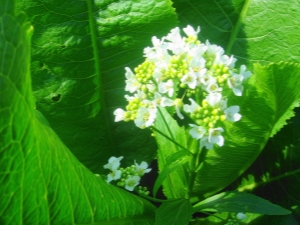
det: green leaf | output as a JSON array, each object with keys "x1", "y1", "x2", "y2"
[
  {"x1": 193, "y1": 191, "x2": 291, "y2": 215},
  {"x1": 190, "y1": 62, "x2": 300, "y2": 198},
  {"x1": 0, "y1": 1, "x2": 156, "y2": 224},
  {"x1": 155, "y1": 199, "x2": 194, "y2": 225},
  {"x1": 226, "y1": 109, "x2": 300, "y2": 220},
  {"x1": 173, "y1": 0, "x2": 300, "y2": 66},
  {"x1": 154, "y1": 107, "x2": 190, "y2": 199},
  {"x1": 16, "y1": 0, "x2": 178, "y2": 173},
  {"x1": 153, "y1": 150, "x2": 192, "y2": 198}
]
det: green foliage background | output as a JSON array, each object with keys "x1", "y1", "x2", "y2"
[{"x1": 1, "y1": 0, "x2": 300, "y2": 224}]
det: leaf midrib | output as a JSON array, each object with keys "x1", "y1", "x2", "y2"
[
  {"x1": 86, "y1": 0, "x2": 115, "y2": 153},
  {"x1": 225, "y1": 0, "x2": 252, "y2": 55}
]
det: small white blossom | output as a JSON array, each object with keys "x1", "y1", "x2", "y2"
[
  {"x1": 107, "y1": 169, "x2": 122, "y2": 183},
  {"x1": 181, "y1": 70, "x2": 198, "y2": 89},
  {"x1": 239, "y1": 65, "x2": 251, "y2": 79},
  {"x1": 189, "y1": 124, "x2": 206, "y2": 140},
  {"x1": 104, "y1": 156, "x2": 124, "y2": 171},
  {"x1": 236, "y1": 212, "x2": 247, "y2": 220},
  {"x1": 153, "y1": 92, "x2": 174, "y2": 107},
  {"x1": 183, "y1": 25, "x2": 200, "y2": 39},
  {"x1": 144, "y1": 36, "x2": 169, "y2": 61},
  {"x1": 174, "y1": 98, "x2": 184, "y2": 119},
  {"x1": 125, "y1": 175, "x2": 141, "y2": 191},
  {"x1": 200, "y1": 135, "x2": 214, "y2": 150},
  {"x1": 166, "y1": 27, "x2": 186, "y2": 54},
  {"x1": 205, "y1": 40, "x2": 225, "y2": 58},
  {"x1": 206, "y1": 92, "x2": 222, "y2": 106},
  {"x1": 208, "y1": 127, "x2": 224, "y2": 147},
  {"x1": 158, "y1": 79, "x2": 174, "y2": 97},
  {"x1": 114, "y1": 108, "x2": 126, "y2": 122},
  {"x1": 183, "y1": 98, "x2": 200, "y2": 114},
  {"x1": 125, "y1": 67, "x2": 141, "y2": 93},
  {"x1": 228, "y1": 74, "x2": 244, "y2": 96},
  {"x1": 206, "y1": 80, "x2": 222, "y2": 93},
  {"x1": 225, "y1": 106, "x2": 241, "y2": 122},
  {"x1": 134, "y1": 161, "x2": 152, "y2": 176},
  {"x1": 134, "y1": 106, "x2": 157, "y2": 128}
]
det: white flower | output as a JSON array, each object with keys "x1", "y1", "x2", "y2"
[
  {"x1": 206, "y1": 92, "x2": 222, "y2": 106},
  {"x1": 205, "y1": 40, "x2": 224, "y2": 58},
  {"x1": 189, "y1": 124, "x2": 206, "y2": 140},
  {"x1": 158, "y1": 79, "x2": 174, "y2": 97},
  {"x1": 125, "y1": 175, "x2": 141, "y2": 191},
  {"x1": 153, "y1": 92, "x2": 174, "y2": 107},
  {"x1": 227, "y1": 74, "x2": 244, "y2": 96},
  {"x1": 200, "y1": 135, "x2": 214, "y2": 150},
  {"x1": 183, "y1": 98, "x2": 200, "y2": 114},
  {"x1": 165, "y1": 27, "x2": 186, "y2": 54},
  {"x1": 198, "y1": 73, "x2": 215, "y2": 87},
  {"x1": 134, "y1": 106, "x2": 157, "y2": 128},
  {"x1": 134, "y1": 161, "x2": 152, "y2": 176},
  {"x1": 221, "y1": 55, "x2": 237, "y2": 68},
  {"x1": 206, "y1": 80, "x2": 222, "y2": 93},
  {"x1": 239, "y1": 65, "x2": 251, "y2": 79},
  {"x1": 225, "y1": 106, "x2": 241, "y2": 122},
  {"x1": 174, "y1": 98, "x2": 184, "y2": 119},
  {"x1": 125, "y1": 67, "x2": 141, "y2": 93},
  {"x1": 181, "y1": 70, "x2": 198, "y2": 89},
  {"x1": 107, "y1": 169, "x2": 122, "y2": 183},
  {"x1": 189, "y1": 52, "x2": 206, "y2": 72},
  {"x1": 104, "y1": 156, "x2": 124, "y2": 171},
  {"x1": 114, "y1": 108, "x2": 126, "y2": 122},
  {"x1": 183, "y1": 25, "x2": 200, "y2": 37},
  {"x1": 143, "y1": 36, "x2": 169, "y2": 61},
  {"x1": 236, "y1": 212, "x2": 247, "y2": 220},
  {"x1": 208, "y1": 127, "x2": 224, "y2": 147}
]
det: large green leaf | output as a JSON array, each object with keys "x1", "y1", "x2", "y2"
[
  {"x1": 0, "y1": 1, "x2": 156, "y2": 224},
  {"x1": 190, "y1": 62, "x2": 300, "y2": 198},
  {"x1": 154, "y1": 107, "x2": 191, "y2": 199},
  {"x1": 193, "y1": 191, "x2": 290, "y2": 215},
  {"x1": 173, "y1": 0, "x2": 300, "y2": 66},
  {"x1": 16, "y1": 0, "x2": 178, "y2": 173}
]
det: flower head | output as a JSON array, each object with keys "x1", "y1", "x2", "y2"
[
  {"x1": 125, "y1": 175, "x2": 141, "y2": 191},
  {"x1": 134, "y1": 161, "x2": 152, "y2": 176},
  {"x1": 225, "y1": 106, "x2": 241, "y2": 122},
  {"x1": 104, "y1": 156, "x2": 124, "y2": 171}
]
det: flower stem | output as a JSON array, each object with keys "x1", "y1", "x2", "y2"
[{"x1": 151, "y1": 126, "x2": 191, "y2": 153}]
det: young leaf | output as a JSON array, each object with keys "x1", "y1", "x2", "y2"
[
  {"x1": 193, "y1": 191, "x2": 291, "y2": 215},
  {"x1": 16, "y1": 0, "x2": 178, "y2": 173},
  {"x1": 153, "y1": 150, "x2": 192, "y2": 197},
  {"x1": 155, "y1": 199, "x2": 194, "y2": 225},
  {"x1": 154, "y1": 107, "x2": 190, "y2": 199},
  {"x1": 0, "y1": 1, "x2": 156, "y2": 224}
]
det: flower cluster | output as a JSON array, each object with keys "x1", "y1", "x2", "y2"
[
  {"x1": 114, "y1": 25, "x2": 251, "y2": 149},
  {"x1": 225, "y1": 212, "x2": 247, "y2": 225},
  {"x1": 103, "y1": 156, "x2": 151, "y2": 193}
]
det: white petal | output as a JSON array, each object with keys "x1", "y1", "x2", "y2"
[{"x1": 114, "y1": 108, "x2": 126, "y2": 122}]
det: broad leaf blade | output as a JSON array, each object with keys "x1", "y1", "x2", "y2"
[
  {"x1": 191, "y1": 62, "x2": 300, "y2": 198},
  {"x1": 153, "y1": 150, "x2": 192, "y2": 197},
  {"x1": 154, "y1": 107, "x2": 190, "y2": 199},
  {"x1": 16, "y1": 0, "x2": 178, "y2": 173},
  {"x1": 155, "y1": 199, "x2": 194, "y2": 225},
  {"x1": 173, "y1": 0, "x2": 300, "y2": 66},
  {"x1": 193, "y1": 191, "x2": 291, "y2": 215},
  {"x1": 0, "y1": 1, "x2": 156, "y2": 224}
]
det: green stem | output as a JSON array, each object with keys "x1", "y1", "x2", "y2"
[
  {"x1": 151, "y1": 126, "x2": 191, "y2": 154},
  {"x1": 139, "y1": 193, "x2": 169, "y2": 203},
  {"x1": 225, "y1": 0, "x2": 252, "y2": 55}
]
